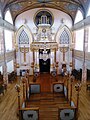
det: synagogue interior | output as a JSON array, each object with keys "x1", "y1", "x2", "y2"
[{"x1": 0, "y1": 0, "x2": 90, "y2": 120}]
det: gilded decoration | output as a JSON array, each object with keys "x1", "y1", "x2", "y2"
[
  {"x1": 60, "y1": 47, "x2": 69, "y2": 53},
  {"x1": 1, "y1": 0, "x2": 89, "y2": 22},
  {"x1": 20, "y1": 46, "x2": 29, "y2": 62},
  {"x1": 30, "y1": 42, "x2": 58, "y2": 51}
]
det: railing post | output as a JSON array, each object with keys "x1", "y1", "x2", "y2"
[
  {"x1": 75, "y1": 82, "x2": 82, "y2": 119},
  {"x1": 15, "y1": 84, "x2": 21, "y2": 117}
]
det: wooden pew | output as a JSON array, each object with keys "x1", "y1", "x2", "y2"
[
  {"x1": 8, "y1": 71, "x2": 17, "y2": 83},
  {"x1": 29, "y1": 83, "x2": 41, "y2": 94},
  {"x1": 52, "y1": 82, "x2": 64, "y2": 93},
  {"x1": 19, "y1": 107, "x2": 39, "y2": 120},
  {"x1": 26, "y1": 83, "x2": 41, "y2": 100},
  {"x1": 58, "y1": 101, "x2": 77, "y2": 120}
]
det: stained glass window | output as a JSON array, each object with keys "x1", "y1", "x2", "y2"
[
  {"x1": 19, "y1": 30, "x2": 29, "y2": 44},
  {"x1": 60, "y1": 30, "x2": 69, "y2": 44}
]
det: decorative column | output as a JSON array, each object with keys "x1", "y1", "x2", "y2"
[
  {"x1": 2, "y1": 28, "x2": 8, "y2": 85},
  {"x1": 72, "y1": 31, "x2": 76, "y2": 70},
  {"x1": 82, "y1": 26, "x2": 88, "y2": 82}
]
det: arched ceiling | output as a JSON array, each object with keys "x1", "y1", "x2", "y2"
[{"x1": 0, "y1": 0, "x2": 90, "y2": 23}]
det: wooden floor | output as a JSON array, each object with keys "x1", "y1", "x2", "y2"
[{"x1": 0, "y1": 73, "x2": 90, "y2": 120}]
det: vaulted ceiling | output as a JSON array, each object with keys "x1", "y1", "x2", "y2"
[{"x1": 0, "y1": 0, "x2": 90, "y2": 23}]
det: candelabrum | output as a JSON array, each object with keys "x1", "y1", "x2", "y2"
[
  {"x1": 75, "y1": 82, "x2": 82, "y2": 118},
  {"x1": 15, "y1": 84, "x2": 20, "y2": 110}
]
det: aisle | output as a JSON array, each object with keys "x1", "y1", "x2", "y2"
[{"x1": 36, "y1": 73, "x2": 56, "y2": 92}]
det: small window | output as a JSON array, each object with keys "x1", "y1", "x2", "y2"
[
  {"x1": 5, "y1": 10, "x2": 13, "y2": 24},
  {"x1": 74, "y1": 10, "x2": 83, "y2": 24}
]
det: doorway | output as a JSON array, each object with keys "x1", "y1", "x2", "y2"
[{"x1": 39, "y1": 59, "x2": 50, "y2": 73}]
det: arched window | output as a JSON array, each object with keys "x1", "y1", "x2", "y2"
[
  {"x1": 60, "y1": 29, "x2": 69, "y2": 44},
  {"x1": 19, "y1": 29, "x2": 29, "y2": 44},
  {"x1": 5, "y1": 10, "x2": 13, "y2": 24},
  {"x1": 74, "y1": 10, "x2": 83, "y2": 24},
  {"x1": 75, "y1": 29, "x2": 84, "y2": 51}
]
